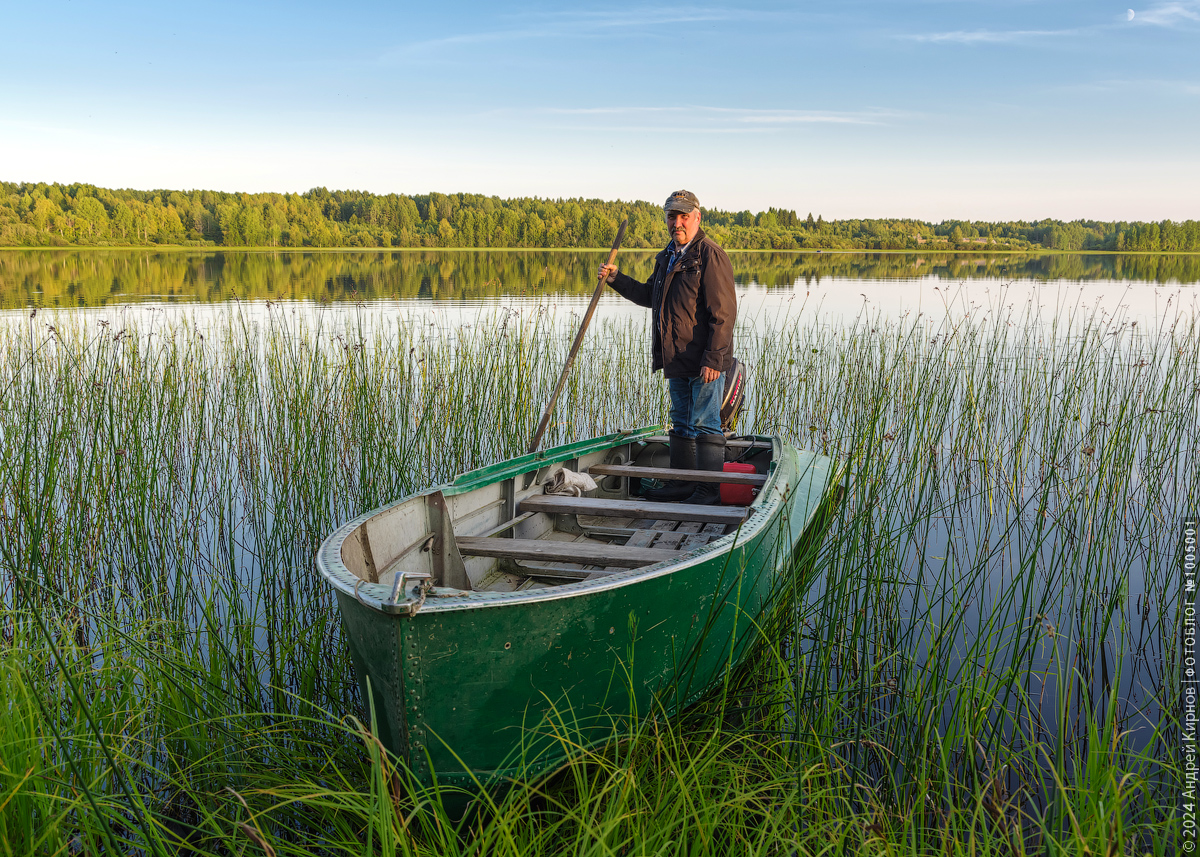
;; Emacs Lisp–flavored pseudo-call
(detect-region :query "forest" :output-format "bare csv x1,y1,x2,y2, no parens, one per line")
2,181,1198,252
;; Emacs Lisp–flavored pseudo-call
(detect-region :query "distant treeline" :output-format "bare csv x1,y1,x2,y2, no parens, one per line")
4,250,1197,310
3,181,1199,252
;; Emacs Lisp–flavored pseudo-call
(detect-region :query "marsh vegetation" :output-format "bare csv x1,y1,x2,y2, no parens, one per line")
0,290,1194,854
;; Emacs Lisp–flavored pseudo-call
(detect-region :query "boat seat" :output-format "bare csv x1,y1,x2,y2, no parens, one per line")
517,494,748,525
644,435,772,449
455,537,679,568
588,464,766,486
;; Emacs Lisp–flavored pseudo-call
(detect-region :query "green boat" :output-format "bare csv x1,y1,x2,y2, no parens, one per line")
315,426,836,805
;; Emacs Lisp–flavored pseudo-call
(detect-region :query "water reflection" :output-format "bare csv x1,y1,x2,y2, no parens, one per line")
1,249,1198,311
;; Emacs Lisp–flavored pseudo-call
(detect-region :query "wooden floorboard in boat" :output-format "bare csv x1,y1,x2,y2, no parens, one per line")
517,565,602,581
518,495,748,525
654,531,687,551
578,514,635,529
595,528,658,578
625,530,660,547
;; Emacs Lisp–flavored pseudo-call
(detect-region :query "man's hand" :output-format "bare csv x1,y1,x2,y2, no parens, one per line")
598,264,617,284
700,366,720,384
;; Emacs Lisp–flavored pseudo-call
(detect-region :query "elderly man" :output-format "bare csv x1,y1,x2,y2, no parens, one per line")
598,190,736,504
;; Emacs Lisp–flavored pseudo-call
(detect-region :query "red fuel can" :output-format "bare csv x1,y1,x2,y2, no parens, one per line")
720,462,758,505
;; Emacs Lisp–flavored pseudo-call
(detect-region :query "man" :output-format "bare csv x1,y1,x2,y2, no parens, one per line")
598,190,736,505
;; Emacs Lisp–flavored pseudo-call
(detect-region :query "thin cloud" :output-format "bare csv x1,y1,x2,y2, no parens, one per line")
1059,78,1200,96
902,28,1079,44
502,105,912,133
1130,1,1200,25
544,106,899,125
732,108,904,126
384,29,542,56
536,124,770,135
382,6,738,62
538,6,737,28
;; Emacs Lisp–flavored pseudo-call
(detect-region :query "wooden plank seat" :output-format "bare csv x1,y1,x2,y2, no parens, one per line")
644,435,772,449
588,464,766,486
456,537,679,568
518,494,749,526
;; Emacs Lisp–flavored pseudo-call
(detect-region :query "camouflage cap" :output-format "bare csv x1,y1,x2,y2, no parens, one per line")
663,190,700,214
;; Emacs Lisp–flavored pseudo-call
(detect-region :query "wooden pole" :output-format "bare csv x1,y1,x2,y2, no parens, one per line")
528,218,628,453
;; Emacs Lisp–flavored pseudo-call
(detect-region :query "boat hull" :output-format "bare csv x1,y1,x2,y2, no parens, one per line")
317,430,835,796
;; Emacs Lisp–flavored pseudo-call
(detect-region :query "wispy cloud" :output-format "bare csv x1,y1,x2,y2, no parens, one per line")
547,106,898,124
382,6,740,62
1056,77,1200,96
1130,1,1200,26
384,29,541,56
536,7,737,29
900,2,1200,45
901,28,1079,45
728,107,905,125
495,105,912,133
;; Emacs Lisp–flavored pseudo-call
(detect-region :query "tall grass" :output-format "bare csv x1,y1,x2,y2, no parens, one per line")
748,287,1193,853
0,292,1195,854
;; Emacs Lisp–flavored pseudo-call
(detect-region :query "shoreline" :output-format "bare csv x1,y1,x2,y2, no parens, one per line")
1,244,1198,256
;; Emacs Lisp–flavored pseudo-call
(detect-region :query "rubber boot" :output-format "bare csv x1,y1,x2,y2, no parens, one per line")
683,434,726,505
643,432,696,502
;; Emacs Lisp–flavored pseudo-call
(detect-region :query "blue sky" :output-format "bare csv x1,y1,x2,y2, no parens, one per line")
2,1,1197,220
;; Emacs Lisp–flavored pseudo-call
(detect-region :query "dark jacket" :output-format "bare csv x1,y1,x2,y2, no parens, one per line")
609,227,736,379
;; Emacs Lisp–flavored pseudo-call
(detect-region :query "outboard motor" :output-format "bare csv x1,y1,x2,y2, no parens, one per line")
721,357,747,432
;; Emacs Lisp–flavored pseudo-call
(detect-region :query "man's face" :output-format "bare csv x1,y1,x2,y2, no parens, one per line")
666,208,701,247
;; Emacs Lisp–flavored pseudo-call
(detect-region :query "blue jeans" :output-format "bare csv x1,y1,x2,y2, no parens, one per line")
667,373,726,439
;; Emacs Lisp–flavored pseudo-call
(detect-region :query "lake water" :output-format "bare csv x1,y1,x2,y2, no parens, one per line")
1,248,1193,818
1,250,1197,331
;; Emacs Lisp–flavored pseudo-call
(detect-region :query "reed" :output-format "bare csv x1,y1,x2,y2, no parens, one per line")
0,292,1194,854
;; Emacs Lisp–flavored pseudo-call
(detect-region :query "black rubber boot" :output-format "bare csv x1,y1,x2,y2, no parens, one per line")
684,434,726,505
643,432,696,502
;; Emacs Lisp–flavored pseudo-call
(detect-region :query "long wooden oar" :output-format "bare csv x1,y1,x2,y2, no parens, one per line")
528,218,628,453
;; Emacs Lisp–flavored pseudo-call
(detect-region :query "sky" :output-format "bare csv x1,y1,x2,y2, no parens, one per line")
1,0,1198,221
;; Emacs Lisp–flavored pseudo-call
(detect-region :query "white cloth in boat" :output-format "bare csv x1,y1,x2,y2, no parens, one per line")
543,468,597,496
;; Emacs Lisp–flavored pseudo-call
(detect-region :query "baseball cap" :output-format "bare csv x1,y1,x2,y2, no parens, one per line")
663,190,700,214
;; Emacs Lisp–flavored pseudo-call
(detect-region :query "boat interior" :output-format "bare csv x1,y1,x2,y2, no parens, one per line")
338,435,776,596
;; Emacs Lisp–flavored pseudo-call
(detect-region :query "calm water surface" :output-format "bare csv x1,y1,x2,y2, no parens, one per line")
1,249,1196,332
2,248,1193,804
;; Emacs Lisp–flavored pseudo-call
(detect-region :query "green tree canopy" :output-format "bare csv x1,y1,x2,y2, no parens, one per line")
1,181,1197,252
